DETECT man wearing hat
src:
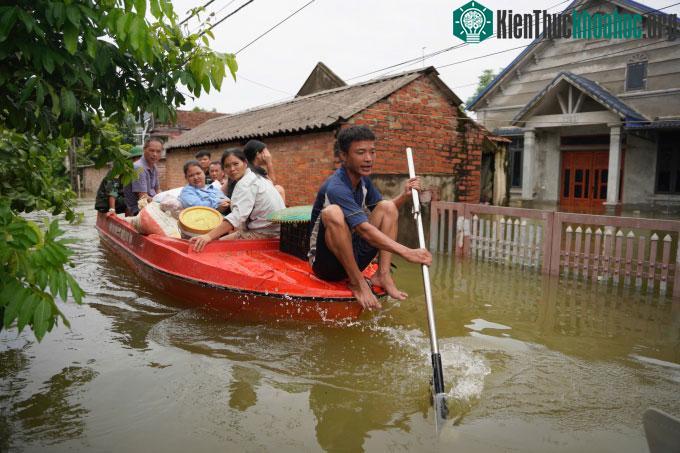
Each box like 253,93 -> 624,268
94,146 -> 142,215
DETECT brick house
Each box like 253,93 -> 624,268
80,109 -> 225,193
165,66 -> 498,209
150,109 -> 226,142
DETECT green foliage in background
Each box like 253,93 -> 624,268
465,68 -> 501,108
0,0 -> 237,341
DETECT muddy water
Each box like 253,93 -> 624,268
1,200 -> 679,452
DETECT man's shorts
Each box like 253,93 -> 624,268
311,222 -> 378,282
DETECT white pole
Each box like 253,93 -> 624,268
406,148 -> 447,429
406,148 -> 440,356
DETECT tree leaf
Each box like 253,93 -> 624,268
159,0 -> 173,18
17,293 -> 38,333
19,76 -> 38,106
60,88 -> 77,119
57,271 -> 68,302
35,81 -> 45,105
63,23 -> 78,54
42,52 -> 55,73
129,15 -> 143,50
65,4 -> 81,27
149,0 -> 162,19
85,31 -> 97,59
65,273 -> 84,304
16,9 -> 34,33
0,6 -> 18,42
25,220 -> 43,245
225,53 -> 238,81
47,268 -> 58,296
116,12 -> 128,40
52,2 -> 65,27
2,287 -> 29,329
32,297 -> 53,341
0,280 -> 22,307
134,0 -> 146,17
210,60 -> 224,91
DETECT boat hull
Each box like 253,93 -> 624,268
96,213 -> 376,321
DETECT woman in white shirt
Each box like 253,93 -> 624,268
189,148 -> 285,250
243,139 -> 286,204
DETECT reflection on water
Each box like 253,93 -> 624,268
0,344 -> 97,451
0,199 -> 679,452
229,365 -> 260,412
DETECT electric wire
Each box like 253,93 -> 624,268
194,1 -> 679,129
198,0 -> 257,37
179,0 -> 218,26
235,0 -> 317,55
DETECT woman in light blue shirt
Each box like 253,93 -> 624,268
179,160 -> 231,213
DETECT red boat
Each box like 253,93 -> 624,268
96,212 -> 383,321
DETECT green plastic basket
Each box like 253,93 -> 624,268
267,205 -> 312,224
268,206 -> 313,260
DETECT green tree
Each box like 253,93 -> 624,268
465,68 -> 501,107
191,106 -> 217,112
0,0 -> 237,340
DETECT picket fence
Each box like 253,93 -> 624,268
429,202 -> 680,297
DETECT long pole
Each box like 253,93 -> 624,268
406,147 -> 448,426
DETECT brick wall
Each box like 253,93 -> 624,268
164,73 -> 487,204
347,74 -> 484,202
164,130 -> 338,206
81,166 -> 110,194
81,159 -> 169,194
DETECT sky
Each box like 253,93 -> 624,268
171,0 -> 680,114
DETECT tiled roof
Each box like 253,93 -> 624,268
626,119 -> 680,129
511,71 -> 647,125
165,67 -> 460,150
153,109 -> 226,131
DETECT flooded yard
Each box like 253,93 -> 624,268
1,200 -> 679,452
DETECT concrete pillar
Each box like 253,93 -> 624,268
521,129 -> 536,200
605,124 -> 622,205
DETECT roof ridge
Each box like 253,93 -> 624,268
466,0 -> 675,110
511,70 -> 647,125
165,67 -> 444,150
222,66 -> 435,118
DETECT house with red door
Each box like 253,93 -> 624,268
467,0 -> 680,214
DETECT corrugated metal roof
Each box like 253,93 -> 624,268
166,68 -> 443,150
511,71 -> 647,125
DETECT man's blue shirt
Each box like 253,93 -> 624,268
310,167 -> 383,230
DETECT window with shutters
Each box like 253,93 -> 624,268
625,61 -> 647,91
508,136 -> 524,188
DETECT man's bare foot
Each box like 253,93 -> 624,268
370,273 -> 407,300
348,279 -> 381,310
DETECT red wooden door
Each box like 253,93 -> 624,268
560,151 -> 609,210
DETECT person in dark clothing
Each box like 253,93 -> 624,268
94,146 -> 143,214
308,126 -> 430,310
195,150 -> 213,185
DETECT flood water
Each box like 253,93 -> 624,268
1,199 -> 679,452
